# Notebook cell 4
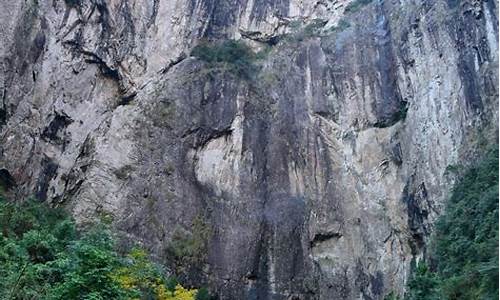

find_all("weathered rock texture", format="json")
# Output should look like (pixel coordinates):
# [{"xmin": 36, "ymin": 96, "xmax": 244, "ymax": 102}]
[{"xmin": 0, "ymin": 0, "xmax": 498, "ymax": 299}]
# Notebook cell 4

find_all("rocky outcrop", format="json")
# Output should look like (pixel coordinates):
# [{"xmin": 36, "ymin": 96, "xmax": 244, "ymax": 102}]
[{"xmin": 0, "ymin": 0, "xmax": 498, "ymax": 299}]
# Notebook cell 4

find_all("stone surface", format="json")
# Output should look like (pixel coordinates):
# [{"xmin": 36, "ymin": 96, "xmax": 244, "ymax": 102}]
[{"xmin": 0, "ymin": 0, "xmax": 498, "ymax": 299}]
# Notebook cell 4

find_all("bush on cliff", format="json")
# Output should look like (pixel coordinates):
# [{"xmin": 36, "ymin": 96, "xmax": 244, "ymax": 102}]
[{"xmin": 191, "ymin": 39, "xmax": 259, "ymax": 79}]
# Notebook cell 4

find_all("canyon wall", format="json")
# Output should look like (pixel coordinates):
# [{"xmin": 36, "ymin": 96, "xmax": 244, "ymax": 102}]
[{"xmin": 0, "ymin": 0, "xmax": 498, "ymax": 299}]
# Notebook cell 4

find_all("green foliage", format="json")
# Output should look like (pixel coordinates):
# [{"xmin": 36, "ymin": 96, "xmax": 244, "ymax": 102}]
[
  {"xmin": 0, "ymin": 198, "xmax": 206, "ymax": 300},
  {"xmin": 433, "ymin": 145, "xmax": 499, "ymax": 299},
  {"xmin": 384, "ymin": 291, "xmax": 402, "ymax": 300},
  {"xmin": 384, "ymin": 292, "xmax": 402, "ymax": 300},
  {"xmin": 64, "ymin": 0, "xmax": 81, "ymax": 7},
  {"xmin": 166, "ymin": 276, "xmax": 179, "ymax": 293},
  {"xmin": 191, "ymin": 40, "xmax": 259, "ymax": 79},
  {"xmin": 195, "ymin": 287, "xmax": 211, "ymax": 300},
  {"xmin": 444, "ymin": 164, "xmax": 464, "ymax": 175},
  {"xmin": 333, "ymin": 19, "xmax": 351, "ymax": 32},
  {"xmin": 283, "ymin": 19, "xmax": 327, "ymax": 43},
  {"xmin": 166, "ymin": 216, "xmax": 211, "ymax": 266},
  {"xmin": 49, "ymin": 227, "xmax": 126, "ymax": 300},
  {"xmin": 114, "ymin": 248, "xmax": 172, "ymax": 298},
  {"xmin": 288, "ymin": 20, "xmax": 303, "ymax": 29},
  {"xmin": 373, "ymin": 102, "xmax": 408, "ymax": 128},
  {"xmin": 344, "ymin": 0, "xmax": 373, "ymax": 14},
  {"xmin": 405, "ymin": 263, "xmax": 441, "ymax": 300},
  {"xmin": 405, "ymin": 146, "xmax": 499, "ymax": 299},
  {"xmin": 302, "ymin": 19, "xmax": 328, "ymax": 37}
]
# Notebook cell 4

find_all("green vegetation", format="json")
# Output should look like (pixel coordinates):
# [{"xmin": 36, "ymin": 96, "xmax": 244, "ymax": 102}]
[
  {"xmin": 302, "ymin": 19, "xmax": 328, "ymax": 38},
  {"xmin": 405, "ymin": 145, "xmax": 499, "ymax": 299},
  {"xmin": 166, "ymin": 216, "xmax": 211, "ymax": 272},
  {"xmin": 373, "ymin": 102, "xmax": 409, "ymax": 128},
  {"xmin": 344, "ymin": 0, "xmax": 373, "ymax": 14},
  {"xmin": 405, "ymin": 264, "xmax": 441, "ymax": 300},
  {"xmin": 384, "ymin": 291, "xmax": 402, "ymax": 300},
  {"xmin": 0, "ymin": 196, "xmax": 205, "ymax": 300},
  {"xmin": 444, "ymin": 164, "xmax": 464, "ymax": 176},
  {"xmin": 333, "ymin": 19, "xmax": 351, "ymax": 32},
  {"xmin": 64, "ymin": 0, "xmax": 81, "ymax": 7},
  {"xmin": 283, "ymin": 19, "xmax": 328, "ymax": 43},
  {"xmin": 191, "ymin": 40, "xmax": 260, "ymax": 79}
]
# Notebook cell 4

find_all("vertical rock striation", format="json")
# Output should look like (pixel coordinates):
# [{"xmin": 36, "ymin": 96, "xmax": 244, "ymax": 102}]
[{"xmin": 0, "ymin": 0, "xmax": 498, "ymax": 299}]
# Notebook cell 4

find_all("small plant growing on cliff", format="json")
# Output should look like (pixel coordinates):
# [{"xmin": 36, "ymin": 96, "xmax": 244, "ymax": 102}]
[
  {"xmin": 344, "ymin": 0, "xmax": 373, "ymax": 14},
  {"xmin": 191, "ymin": 40, "xmax": 258, "ymax": 79},
  {"xmin": 166, "ymin": 216, "xmax": 211, "ymax": 265},
  {"xmin": 64, "ymin": 0, "xmax": 81, "ymax": 7},
  {"xmin": 302, "ymin": 19, "xmax": 328, "ymax": 37},
  {"xmin": 283, "ymin": 19, "xmax": 328, "ymax": 43},
  {"xmin": 373, "ymin": 101, "xmax": 409, "ymax": 128},
  {"xmin": 331, "ymin": 19, "xmax": 351, "ymax": 32}
]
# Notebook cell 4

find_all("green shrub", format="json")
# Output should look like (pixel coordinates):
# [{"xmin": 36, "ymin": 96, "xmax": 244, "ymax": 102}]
[
  {"xmin": 344, "ymin": 0, "xmax": 373, "ymax": 14},
  {"xmin": 166, "ymin": 217, "xmax": 211, "ymax": 265},
  {"xmin": 195, "ymin": 287, "xmax": 212, "ymax": 300},
  {"xmin": 283, "ymin": 19, "xmax": 327, "ymax": 43},
  {"xmin": 191, "ymin": 40, "xmax": 259, "ymax": 79},
  {"xmin": 64, "ymin": 0, "xmax": 81, "ymax": 7},
  {"xmin": 302, "ymin": 19, "xmax": 328, "ymax": 37},
  {"xmin": 373, "ymin": 101, "xmax": 408, "ymax": 128},
  {"xmin": 334, "ymin": 19, "xmax": 351, "ymax": 31}
]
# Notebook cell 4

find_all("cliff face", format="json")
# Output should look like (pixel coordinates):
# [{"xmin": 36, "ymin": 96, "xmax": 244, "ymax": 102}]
[{"xmin": 0, "ymin": 0, "xmax": 498, "ymax": 299}]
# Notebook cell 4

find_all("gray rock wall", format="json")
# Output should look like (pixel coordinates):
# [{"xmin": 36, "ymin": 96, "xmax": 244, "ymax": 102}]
[{"xmin": 0, "ymin": 0, "xmax": 498, "ymax": 299}]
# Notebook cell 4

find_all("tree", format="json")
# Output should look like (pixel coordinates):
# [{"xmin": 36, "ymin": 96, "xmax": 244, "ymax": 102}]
[
  {"xmin": 405, "ymin": 146, "xmax": 499, "ymax": 299},
  {"xmin": 0, "ymin": 197, "xmax": 203, "ymax": 300}
]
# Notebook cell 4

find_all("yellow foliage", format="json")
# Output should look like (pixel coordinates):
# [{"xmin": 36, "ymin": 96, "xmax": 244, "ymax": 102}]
[
  {"xmin": 114, "ymin": 272, "xmax": 137, "ymax": 289},
  {"xmin": 129, "ymin": 248, "xmax": 148, "ymax": 260},
  {"xmin": 156, "ymin": 284, "xmax": 169, "ymax": 299},
  {"xmin": 161, "ymin": 284, "xmax": 197, "ymax": 300},
  {"xmin": 112, "ymin": 248, "xmax": 198, "ymax": 300}
]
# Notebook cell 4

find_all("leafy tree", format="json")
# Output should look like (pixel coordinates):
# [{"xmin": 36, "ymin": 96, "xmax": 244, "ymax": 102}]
[
  {"xmin": 0, "ymin": 196, "xmax": 205, "ymax": 300},
  {"xmin": 405, "ymin": 263, "xmax": 441, "ymax": 300},
  {"xmin": 113, "ymin": 248, "xmax": 172, "ymax": 298},
  {"xmin": 405, "ymin": 145, "xmax": 499, "ymax": 299}
]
